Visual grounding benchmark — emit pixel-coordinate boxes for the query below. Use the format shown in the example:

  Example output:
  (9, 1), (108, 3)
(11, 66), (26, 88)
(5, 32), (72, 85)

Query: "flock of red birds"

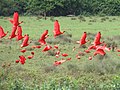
(0, 12), (120, 66)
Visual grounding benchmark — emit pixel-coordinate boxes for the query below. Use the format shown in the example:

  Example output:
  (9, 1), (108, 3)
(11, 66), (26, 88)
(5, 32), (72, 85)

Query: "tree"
(26, 0), (63, 19)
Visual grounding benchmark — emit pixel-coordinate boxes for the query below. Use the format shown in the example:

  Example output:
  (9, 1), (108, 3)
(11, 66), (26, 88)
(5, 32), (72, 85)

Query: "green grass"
(0, 16), (120, 89)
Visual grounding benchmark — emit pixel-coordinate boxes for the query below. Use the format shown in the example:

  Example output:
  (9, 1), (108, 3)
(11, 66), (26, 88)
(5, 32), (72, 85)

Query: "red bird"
(93, 32), (103, 46)
(76, 55), (81, 59)
(84, 49), (90, 53)
(35, 45), (41, 48)
(54, 45), (59, 49)
(32, 45), (41, 49)
(55, 51), (60, 58)
(66, 58), (71, 61)
(53, 59), (66, 66)
(9, 26), (17, 39)
(38, 30), (49, 45)
(19, 55), (26, 64)
(15, 60), (19, 63)
(55, 51), (60, 55)
(76, 32), (88, 46)
(9, 11), (23, 26)
(88, 45), (97, 50)
(94, 48), (106, 56)
(20, 49), (26, 53)
(16, 26), (23, 41)
(96, 44), (111, 51)
(117, 49), (120, 52)
(0, 26), (8, 38)
(55, 54), (59, 58)
(62, 53), (68, 57)
(27, 55), (34, 59)
(88, 56), (92, 60)
(31, 51), (35, 55)
(21, 34), (29, 48)
(53, 20), (65, 38)
(42, 45), (52, 52)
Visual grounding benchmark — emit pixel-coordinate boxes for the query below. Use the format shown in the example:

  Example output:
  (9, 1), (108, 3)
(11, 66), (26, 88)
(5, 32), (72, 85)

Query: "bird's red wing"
(9, 20), (14, 24)
(9, 26), (17, 39)
(16, 26), (23, 41)
(0, 26), (5, 38)
(39, 30), (48, 45)
(41, 30), (48, 39)
(80, 32), (87, 45)
(53, 21), (62, 36)
(21, 35), (29, 47)
(13, 12), (19, 26)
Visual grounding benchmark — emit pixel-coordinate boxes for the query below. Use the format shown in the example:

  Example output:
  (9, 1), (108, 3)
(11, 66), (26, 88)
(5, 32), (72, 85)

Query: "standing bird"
(53, 20), (65, 38)
(0, 26), (8, 38)
(38, 30), (49, 45)
(21, 34), (29, 48)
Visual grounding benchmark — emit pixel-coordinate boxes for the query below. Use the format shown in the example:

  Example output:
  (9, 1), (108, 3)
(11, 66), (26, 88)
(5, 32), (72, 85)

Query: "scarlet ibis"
(42, 45), (52, 52)
(62, 53), (68, 57)
(32, 45), (41, 49)
(21, 34), (29, 48)
(15, 60), (19, 63)
(9, 11), (23, 26)
(35, 45), (41, 48)
(55, 51), (60, 55)
(93, 32), (103, 45)
(27, 55), (34, 59)
(31, 51), (34, 55)
(117, 49), (120, 52)
(54, 45), (59, 49)
(55, 54), (59, 58)
(96, 44), (111, 51)
(9, 26), (17, 39)
(76, 32), (88, 46)
(20, 49), (26, 53)
(0, 26), (8, 38)
(88, 56), (92, 60)
(19, 55), (26, 64)
(76, 55), (81, 59)
(53, 20), (65, 38)
(55, 51), (60, 58)
(88, 45), (97, 50)
(84, 49), (90, 53)
(66, 58), (71, 61)
(53, 59), (66, 66)
(94, 48), (106, 56)
(16, 26), (23, 41)
(38, 30), (49, 45)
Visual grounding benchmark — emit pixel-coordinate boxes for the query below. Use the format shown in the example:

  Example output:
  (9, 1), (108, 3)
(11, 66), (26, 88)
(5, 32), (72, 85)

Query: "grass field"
(0, 16), (120, 90)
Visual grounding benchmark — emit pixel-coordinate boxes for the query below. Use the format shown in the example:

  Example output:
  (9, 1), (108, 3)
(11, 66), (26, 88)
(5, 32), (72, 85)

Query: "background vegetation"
(0, 0), (120, 16)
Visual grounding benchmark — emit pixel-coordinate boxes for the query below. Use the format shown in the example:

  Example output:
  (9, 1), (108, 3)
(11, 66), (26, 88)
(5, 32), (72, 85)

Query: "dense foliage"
(0, 0), (120, 16)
